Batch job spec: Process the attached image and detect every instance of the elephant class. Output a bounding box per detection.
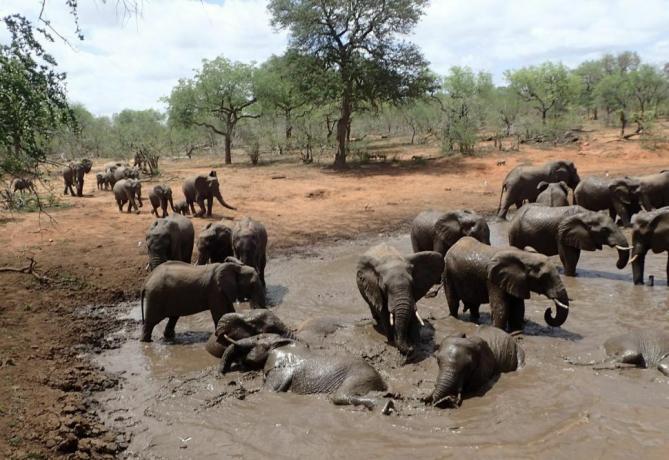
[113,178,143,213]
[356,243,444,355]
[232,217,267,285]
[634,171,669,211]
[145,213,195,270]
[410,209,490,256]
[112,165,140,183]
[566,330,669,376]
[508,204,630,276]
[62,159,92,196]
[182,171,236,217]
[629,207,669,285]
[196,221,234,265]
[148,184,175,218]
[96,173,105,190]
[102,161,127,173]
[11,178,34,193]
[220,337,389,410]
[573,176,641,227]
[497,160,580,219]
[295,316,346,346]
[535,181,570,207]
[173,200,190,216]
[443,237,570,332]
[204,309,294,358]
[140,259,266,342]
[425,326,524,408]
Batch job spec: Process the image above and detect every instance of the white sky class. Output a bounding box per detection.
[2,0,668,116]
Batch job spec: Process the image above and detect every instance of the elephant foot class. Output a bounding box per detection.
[163,329,176,341]
[657,363,669,376]
[380,400,395,416]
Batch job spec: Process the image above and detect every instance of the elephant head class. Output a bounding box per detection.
[553,160,580,189]
[197,222,233,265]
[537,180,569,197]
[219,333,294,374]
[558,210,630,271]
[80,159,93,174]
[608,177,641,226]
[220,257,266,309]
[434,211,490,254]
[630,208,669,284]
[488,248,570,327]
[156,185,174,211]
[130,179,143,207]
[194,172,236,210]
[357,249,444,355]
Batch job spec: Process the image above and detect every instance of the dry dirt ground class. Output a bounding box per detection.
[1,127,668,458]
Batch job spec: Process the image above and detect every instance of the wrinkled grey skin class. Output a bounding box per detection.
[95,173,105,190]
[173,200,190,216]
[535,181,570,207]
[508,204,630,276]
[145,214,195,270]
[197,221,234,265]
[113,178,143,213]
[634,171,669,211]
[221,337,387,409]
[183,171,236,217]
[574,176,641,227]
[140,260,266,341]
[112,165,140,183]
[426,326,524,408]
[497,160,580,219]
[62,159,93,196]
[444,237,570,332]
[232,217,268,285]
[11,178,34,193]
[205,310,294,358]
[357,243,444,355]
[148,184,175,218]
[295,316,346,346]
[630,207,669,285]
[102,161,127,173]
[410,209,490,256]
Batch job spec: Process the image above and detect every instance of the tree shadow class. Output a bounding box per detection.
[320,155,490,179]
[564,268,635,283]
[266,284,289,307]
[163,330,211,345]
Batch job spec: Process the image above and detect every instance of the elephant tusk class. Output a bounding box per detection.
[415,311,425,327]
[616,245,632,251]
[144,263,150,271]
[553,299,570,310]
[627,254,639,266]
[389,312,394,326]
[223,334,241,346]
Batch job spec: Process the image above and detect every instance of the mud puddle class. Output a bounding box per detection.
[96,222,669,459]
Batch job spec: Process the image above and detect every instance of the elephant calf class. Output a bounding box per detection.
[443,237,570,332]
[426,326,524,408]
[113,178,143,213]
[232,217,267,285]
[508,204,631,276]
[148,184,175,218]
[410,209,490,256]
[173,200,190,216]
[183,171,236,217]
[197,222,234,265]
[574,176,641,227]
[146,214,195,270]
[630,207,669,285]
[220,336,388,409]
[140,260,266,342]
[535,181,570,207]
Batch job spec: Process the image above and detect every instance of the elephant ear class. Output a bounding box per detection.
[194,175,208,191]
[434,213,467,249]
[558,213,599,250]
[407,251,445,300]
[488,251,530,299]
[537,181,550,193]
[647,211,669,252]
[356,256,384,312]
[609,182,632,205]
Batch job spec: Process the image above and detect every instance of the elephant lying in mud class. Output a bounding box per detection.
[535,181,570,207]
[146,214,194,270]
[425,326,524,408]
[232,217,268,285]
[197,221,234,265]
[357,243,444,355]
[140,259,266,342]
[183,171,236,217]
[630,207,669,285]
[497,160,580,219]
[410,209,490,256]
[508,205,630,276]
[567,330,669,376]
[574,176,641,227]
[205,310,294,358]
[220,335,389,410]
[444,237,570,332]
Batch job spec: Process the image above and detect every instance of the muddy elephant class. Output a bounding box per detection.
[205,310,294,358]
[145,214,195,270]
[148,184,175,218]
[113,178,143,213]
[410,209,490,256]
[425,326,524,408]
[356,243,444,355]
[567,330,669,376]
[508,205,630,276]
[62,159,92,196]
[635,171,669,211]
[140,259,266,341]
[220,337,388,409]
[232,217,267,285]
[535,181,570,207]
[443,237,570,332]
[573,176,641,227]
[11,178,34,193]
[196,221,234,265]
[173,200,190,216]
[295,316,346,346]
[629,207,669,285]
[183,171,236,217]
[497,160,580,219]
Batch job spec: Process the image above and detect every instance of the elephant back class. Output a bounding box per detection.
[475,326,524,372]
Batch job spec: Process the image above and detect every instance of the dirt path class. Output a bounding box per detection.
[0,130,667,458]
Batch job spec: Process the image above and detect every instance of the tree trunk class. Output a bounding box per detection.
[285,108,292,140]
[620,110,626,138]
[593,107,598,120]
[334,95,352,169]
[541,108,547,125]
[224,135,232,164]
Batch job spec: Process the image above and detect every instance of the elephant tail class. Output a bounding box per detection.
[140,288,145,323]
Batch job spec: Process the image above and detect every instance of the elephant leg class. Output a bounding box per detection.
[658,356,669,376]
[489,286,509,330]
[444,279,460,318]
[141,322,156,342]
[330,392,376,410]
[196,198,206,217]
[508,298,525,333]
[188,200,197,215]
[665,253,669,286]
[117,200,123,212]
[206,198,213,217]
[464,303,480,323]
[558,245,580,277]
[164,316,178,340]
[259,254,267,286]
[264,369,292,392]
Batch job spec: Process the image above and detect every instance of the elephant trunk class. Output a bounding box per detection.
[610,232,631,269]
[196,248,209,265]
[249,284,266,309]
[544,288,569,327]
[148,253,166,271]
[215,189,236,211]
[389,290,415,355]
[631,241,646,285]
[169,195,175,212]
[429,369,463,408]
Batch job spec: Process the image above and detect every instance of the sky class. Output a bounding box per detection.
[2,0,668,116]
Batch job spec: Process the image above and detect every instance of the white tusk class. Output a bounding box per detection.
[415,310,425,326]
[616,245,632,251]
[145,263,150,271]
[627,254,639,267]
[553,299,570,310]
[389,312,394,326]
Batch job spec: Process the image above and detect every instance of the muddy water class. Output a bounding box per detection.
[97,222,669,459]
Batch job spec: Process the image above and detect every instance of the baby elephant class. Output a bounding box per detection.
[197,222,234,265]
[410,209,490,256]
[173,200,190,216]
[140,259,266,342]
[113,178,143,213]
[148,184,175,218]
[220,336,388,409]
[232,217,268,286]
[536,181,570,207]
[426,326,524,408]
